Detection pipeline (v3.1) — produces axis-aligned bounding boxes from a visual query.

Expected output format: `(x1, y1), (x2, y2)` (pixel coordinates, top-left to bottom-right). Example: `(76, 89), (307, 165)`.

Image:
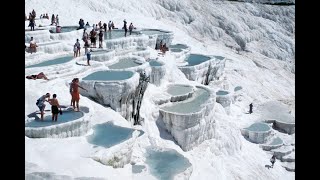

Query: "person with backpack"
(129, 23), (134, 35)
(98, 30), (103, 48)
(48, 94), (62, 122)
(123, 19), (128, 37)
(36, 93), (50, 121)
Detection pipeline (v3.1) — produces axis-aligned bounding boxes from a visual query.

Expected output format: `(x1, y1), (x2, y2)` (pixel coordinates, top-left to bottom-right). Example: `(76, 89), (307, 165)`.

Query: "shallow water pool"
(82, 71), (134, 81)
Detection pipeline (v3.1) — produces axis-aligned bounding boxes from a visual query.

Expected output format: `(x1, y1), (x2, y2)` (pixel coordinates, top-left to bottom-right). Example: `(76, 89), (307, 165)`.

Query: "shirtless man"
(70, 78), (87, 111)
(48, 94), (61, 121)
(29, 37), (38, 54)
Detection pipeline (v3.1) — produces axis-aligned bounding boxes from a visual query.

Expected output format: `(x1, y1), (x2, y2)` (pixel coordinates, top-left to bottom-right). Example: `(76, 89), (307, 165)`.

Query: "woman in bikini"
(26, 72), (49, 80)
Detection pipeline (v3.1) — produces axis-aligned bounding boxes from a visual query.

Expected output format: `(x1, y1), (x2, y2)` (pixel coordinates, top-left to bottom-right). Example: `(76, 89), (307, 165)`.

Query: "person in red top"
(70, 78), (87, 111)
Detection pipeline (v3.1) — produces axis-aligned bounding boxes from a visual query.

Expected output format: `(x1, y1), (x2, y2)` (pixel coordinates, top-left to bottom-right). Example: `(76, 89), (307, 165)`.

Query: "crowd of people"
(27, 10), (173, 123)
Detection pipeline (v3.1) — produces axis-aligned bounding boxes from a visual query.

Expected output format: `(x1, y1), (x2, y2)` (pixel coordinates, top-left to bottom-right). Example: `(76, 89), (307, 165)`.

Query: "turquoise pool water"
(269, 137), (283, 145)
(169, 44), (188, 49)
(167, 85), (193, 96)
(185, 54), (211, 66)
(161, 88), (210, 114)
(25, 111), (84, 128)
(149, 60), (163, 67)
(82, 71), (134, 81)
(234, 86), (242, 91)
(145, 148), (191, 180)
(170, 48), (183, 53)
(216, 90), (229, 96)
(141, 29), (167, 35)
(86, 122), (144, 148)
(26, 56), (73, 68)
(51, 26), (79, 33)
(104, 30), (140, 40)
(244, 122), (270, 132)
(108, 58), (141, 69)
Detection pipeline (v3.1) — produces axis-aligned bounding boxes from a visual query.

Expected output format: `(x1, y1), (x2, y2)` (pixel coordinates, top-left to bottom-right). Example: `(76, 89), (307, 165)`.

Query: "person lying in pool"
(26, 72), (49, 80)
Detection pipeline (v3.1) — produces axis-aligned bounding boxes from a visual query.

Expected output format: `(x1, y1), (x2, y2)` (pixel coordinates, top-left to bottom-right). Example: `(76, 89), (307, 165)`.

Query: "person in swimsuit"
(26, 72), (49, 80)
(48, 94), (61, 121)
(70, 78), (88, 111)
(36, 93), (50, 121)
(69, 78), (75, 106)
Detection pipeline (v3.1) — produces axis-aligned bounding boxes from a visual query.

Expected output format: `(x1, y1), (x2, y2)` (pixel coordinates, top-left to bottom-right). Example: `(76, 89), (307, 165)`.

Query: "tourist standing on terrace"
(108, 21), (112, 31)
(111, 21), (115, 29)
(32, 9), (36, 18)
(56, 15), (59, 26)
(103, 22), (107, 32)
(36, 93), (50, 121)
(249, 103), (253, 114)
(70, 78), (88, 111)
(270, 154), (276, 168)
(69, 78), (75, 106)
(86, 49), (91, 66)
(48, 94), (62, 122)
(51, 14), (56, 25)
(129, 23), (134, 35)
(98, 30), (103, 48)
(73, 39), (81, 57)
(123, 19), (128, 37)
(90, 29), (97, 48)
(29, 18), (35, 31)
(82, 29), (88, 42)
(98, 21), (102, 29)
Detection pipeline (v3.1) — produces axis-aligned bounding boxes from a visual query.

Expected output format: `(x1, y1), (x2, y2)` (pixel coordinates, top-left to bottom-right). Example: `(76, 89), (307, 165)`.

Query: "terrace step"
(281, 162), (295, 172)
(281, 152), (295, 162)
(270, 145), (294, 160)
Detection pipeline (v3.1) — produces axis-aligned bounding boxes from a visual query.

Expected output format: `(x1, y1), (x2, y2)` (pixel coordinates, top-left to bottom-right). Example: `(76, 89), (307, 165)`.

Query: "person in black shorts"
(48, 94), (61, 121)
